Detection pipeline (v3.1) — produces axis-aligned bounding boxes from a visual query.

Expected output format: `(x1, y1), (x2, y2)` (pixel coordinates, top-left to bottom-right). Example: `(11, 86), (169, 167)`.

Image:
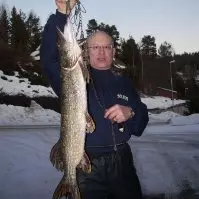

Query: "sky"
(2, 0), (199, 54)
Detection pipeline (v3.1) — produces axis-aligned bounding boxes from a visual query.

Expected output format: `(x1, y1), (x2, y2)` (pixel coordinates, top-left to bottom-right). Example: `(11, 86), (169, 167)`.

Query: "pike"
(49, 17), (95, 199)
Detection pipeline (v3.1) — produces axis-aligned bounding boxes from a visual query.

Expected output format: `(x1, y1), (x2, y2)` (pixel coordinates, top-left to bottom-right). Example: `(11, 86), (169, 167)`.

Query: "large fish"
(50, 17), (95, 199)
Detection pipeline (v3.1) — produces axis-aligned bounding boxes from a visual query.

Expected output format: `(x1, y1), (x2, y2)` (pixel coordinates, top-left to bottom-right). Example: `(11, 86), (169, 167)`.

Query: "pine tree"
(10, 6), (18, 49)
(86, 19), (98, 36)
(25, 11), (42, 53)
(0, 4), (9, 44)
(140, 35), (157, 58)
(158, 41), (175, 57)
(10, 7), (29, 53)
(119, 36), (141, 86)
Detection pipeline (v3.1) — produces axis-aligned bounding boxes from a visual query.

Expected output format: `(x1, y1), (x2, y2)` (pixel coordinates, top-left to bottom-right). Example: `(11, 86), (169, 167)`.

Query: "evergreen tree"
(0, 4), (9, 44)
(98, 23), (120, 49)
(86, 19), (98, 36)
(120, 36), (139, 66)
(119, 36), (141, 86)
(158, 41), (175, 57)
(140, 35), (157, 58)
(10, 7), (29, 53)
(26, 11), (42, 53)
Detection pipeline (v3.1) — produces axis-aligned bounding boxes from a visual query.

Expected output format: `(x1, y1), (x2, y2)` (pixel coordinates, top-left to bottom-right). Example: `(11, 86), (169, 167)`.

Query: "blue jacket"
(40, 10), (149, 153)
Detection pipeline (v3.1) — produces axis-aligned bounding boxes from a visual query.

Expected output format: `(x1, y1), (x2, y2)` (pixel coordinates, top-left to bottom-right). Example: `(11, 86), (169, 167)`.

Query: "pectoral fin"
(77, 152), (91, 173)
(79, 61), (90, 83)
(50, 139), (64, 172)
(86, 112), (95, 133)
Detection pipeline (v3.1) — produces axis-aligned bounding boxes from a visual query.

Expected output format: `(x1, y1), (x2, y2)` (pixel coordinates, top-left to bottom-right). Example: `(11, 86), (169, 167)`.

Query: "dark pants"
(76, 143), (143, 199)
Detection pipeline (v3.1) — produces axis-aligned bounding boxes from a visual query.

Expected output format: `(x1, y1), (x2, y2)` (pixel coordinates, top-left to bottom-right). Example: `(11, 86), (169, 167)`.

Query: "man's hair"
(86, 30), (114, 47)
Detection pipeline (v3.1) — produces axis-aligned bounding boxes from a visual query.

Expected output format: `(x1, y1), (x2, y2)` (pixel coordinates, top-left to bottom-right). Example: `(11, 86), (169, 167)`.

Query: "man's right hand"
(55, 0), (78, 14)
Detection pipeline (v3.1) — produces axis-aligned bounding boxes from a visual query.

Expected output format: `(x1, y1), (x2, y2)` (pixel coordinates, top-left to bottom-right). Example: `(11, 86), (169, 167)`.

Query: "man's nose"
(98, 46), (105, 54)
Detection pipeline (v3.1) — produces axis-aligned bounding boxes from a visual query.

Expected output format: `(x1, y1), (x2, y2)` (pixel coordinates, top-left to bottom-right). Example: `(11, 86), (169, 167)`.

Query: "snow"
(141, 96), (186, 110)
(1, 124), (199, 199)
(0, 101), (60, 126)
(0, 69), (199, 198)
(0, 101), (198, 127)
(0, 70), (57, 98)
(0, 128), (59, 199)
(170, 113), (199, 126)
(176, 71), (183, 77)
(129, 138), (199, 197)
(148, 111), (180, 124)
(30, 46), (40, 61)
(157, 87), (177, 93)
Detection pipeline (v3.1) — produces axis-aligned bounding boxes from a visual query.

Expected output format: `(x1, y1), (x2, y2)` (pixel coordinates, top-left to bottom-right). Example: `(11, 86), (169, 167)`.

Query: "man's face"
(87, 32), (115, 70)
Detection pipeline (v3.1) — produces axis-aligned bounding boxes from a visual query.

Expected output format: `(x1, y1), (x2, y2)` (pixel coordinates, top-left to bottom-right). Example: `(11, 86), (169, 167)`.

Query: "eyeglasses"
(88, 44), (114, 51)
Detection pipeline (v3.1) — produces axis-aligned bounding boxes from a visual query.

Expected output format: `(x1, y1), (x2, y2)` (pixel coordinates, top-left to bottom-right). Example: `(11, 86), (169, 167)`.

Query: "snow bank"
(170, 113), (199, 126)
(0, 101), (60, 125)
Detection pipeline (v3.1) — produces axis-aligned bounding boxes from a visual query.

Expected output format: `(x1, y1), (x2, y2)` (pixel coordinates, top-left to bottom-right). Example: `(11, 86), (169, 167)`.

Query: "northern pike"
(50, 17), (95, 199)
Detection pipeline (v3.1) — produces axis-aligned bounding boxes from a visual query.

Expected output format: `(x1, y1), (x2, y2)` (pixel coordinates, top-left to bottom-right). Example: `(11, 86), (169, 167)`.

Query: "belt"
(85, 143), (130, 157)
(86, 142), (126, 149)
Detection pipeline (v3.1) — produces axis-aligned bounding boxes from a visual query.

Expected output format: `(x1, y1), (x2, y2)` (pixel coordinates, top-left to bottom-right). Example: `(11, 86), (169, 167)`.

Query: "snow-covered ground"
(0, 70), (56, 98)
(0, 102), (199, 198)
(0, 101), (60, 126)
(1, 125), (199, 199)
(0, 100), (198, 127)
(0, 69), (199, 198)
(142, 96), (186, 110)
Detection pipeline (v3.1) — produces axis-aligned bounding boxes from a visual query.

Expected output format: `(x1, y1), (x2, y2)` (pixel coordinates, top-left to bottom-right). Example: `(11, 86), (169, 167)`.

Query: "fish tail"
(52, 177), (81, 199)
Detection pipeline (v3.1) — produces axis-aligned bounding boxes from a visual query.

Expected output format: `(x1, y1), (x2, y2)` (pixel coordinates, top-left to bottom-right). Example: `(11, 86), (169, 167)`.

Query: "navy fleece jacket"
(40, 10), (149, 152)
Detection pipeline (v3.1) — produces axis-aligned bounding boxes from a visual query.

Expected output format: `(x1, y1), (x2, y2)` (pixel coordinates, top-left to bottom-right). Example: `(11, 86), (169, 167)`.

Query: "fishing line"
(65, 0), (86, 40)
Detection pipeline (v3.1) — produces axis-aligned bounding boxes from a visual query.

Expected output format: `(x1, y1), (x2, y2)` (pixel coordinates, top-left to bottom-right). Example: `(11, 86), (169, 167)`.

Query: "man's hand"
(104, 104), (135, 123)
(55, 0), (78, 14)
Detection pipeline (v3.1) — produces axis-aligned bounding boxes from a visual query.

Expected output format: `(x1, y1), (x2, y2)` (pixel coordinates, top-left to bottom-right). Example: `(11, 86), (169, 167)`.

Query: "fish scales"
(50, 17), (94, 199)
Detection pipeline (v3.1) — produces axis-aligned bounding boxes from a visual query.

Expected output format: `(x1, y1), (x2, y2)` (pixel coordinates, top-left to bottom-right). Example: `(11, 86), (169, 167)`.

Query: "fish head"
(57, 19), (82, 69)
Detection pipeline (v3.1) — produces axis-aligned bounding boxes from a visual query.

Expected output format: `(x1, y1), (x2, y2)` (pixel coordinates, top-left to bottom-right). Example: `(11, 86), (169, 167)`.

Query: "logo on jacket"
(117, 94), (128, 101)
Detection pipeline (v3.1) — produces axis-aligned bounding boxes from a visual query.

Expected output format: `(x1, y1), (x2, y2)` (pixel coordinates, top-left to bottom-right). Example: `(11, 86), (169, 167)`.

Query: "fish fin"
(56, 27), (65, 51)
(50, 140), (64, 172)
(57, 26), (81, 70)
(52, 177), (81, 199)
(77, 151), (92, 173)
(79, 60), (90, 84)
(86, 112), (95, 133)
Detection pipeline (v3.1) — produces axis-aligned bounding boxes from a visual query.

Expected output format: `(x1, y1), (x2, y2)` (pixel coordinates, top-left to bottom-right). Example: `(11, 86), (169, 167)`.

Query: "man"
(40, 1), (149, 199)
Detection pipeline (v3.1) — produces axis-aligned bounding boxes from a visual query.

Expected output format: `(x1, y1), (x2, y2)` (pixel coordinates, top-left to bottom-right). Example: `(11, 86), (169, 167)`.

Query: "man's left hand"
(104, 104), (134, 123)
